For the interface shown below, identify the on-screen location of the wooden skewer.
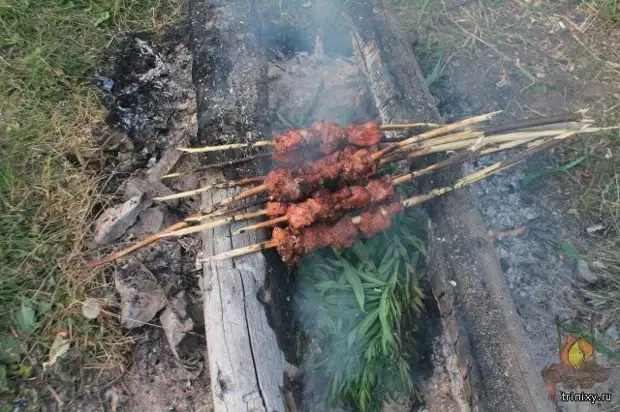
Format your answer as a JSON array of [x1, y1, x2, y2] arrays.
[[378, 126, 605, 165], [370, 110, 502, 161], [161, 153, 271, 179], [159, 210, 269, 238], [87, 222, 189, 268], [199, 130, 580, 264], [178, 123, 443, 153], [154, 176, 265, 202]]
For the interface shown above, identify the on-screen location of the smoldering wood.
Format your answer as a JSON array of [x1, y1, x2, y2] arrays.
[[191, 0, 286, 411], [190, 0, 554, 410], [345, 0, 553, 410]]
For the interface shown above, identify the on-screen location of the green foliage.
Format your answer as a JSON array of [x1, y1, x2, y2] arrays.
[[296, 211, 427, 411], [557, 239, 583, 260], [522, 156, 586, 186], [0, 0, 178, 399]]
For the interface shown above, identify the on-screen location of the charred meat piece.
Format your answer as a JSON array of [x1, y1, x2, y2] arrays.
[[286, 190, 335, 229], [274, 129, 315, 155], [273, 227, 296, 263], [266, 201, 288, 218], [357, 202, 403, 238], [346, 121, 383, 147], [265, 169, 303, 202], [342, 148, 376, 181], [314, 121, 347, 155], [339, 186, 372, 210], [273, 201, 403, 264], [366, 175, 395, 203], [271, 121, 384, 161]]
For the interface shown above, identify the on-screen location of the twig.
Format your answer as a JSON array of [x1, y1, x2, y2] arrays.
[[154, 176, 264, 202], [200, 131, 579, 264], [161, 153, 271, 179]]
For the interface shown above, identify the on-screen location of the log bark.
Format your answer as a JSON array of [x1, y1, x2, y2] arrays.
[[345, 1, 553, 411], [191, 1, 286, 411], [190, 0, 553, 410]]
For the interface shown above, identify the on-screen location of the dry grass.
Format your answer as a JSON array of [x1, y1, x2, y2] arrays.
[[392, 0, 620, 321], [0, 0, 181, 399]]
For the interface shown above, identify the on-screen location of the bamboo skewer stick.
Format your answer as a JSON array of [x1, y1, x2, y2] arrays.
[[178, 123, 443, 153], [378, 126, 608, 165], [371, 110, 502, 161], [158, 210, 269, 238], [87, 222, 189, 268], [154, 176, 265, 202], [161, 153, 271, 179], [199, 130, 580, 264]]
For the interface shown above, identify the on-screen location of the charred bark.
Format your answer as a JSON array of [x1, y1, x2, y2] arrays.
[[345, 1, 553, 411], [191, 1, 286, 411]]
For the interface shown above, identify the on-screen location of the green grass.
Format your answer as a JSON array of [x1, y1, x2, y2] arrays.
[[296, 211, 427, 412], [0, 0, 179, 400]]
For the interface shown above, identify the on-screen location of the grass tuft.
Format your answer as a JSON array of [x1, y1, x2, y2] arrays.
[[296, 210, 427, 412], [0, 0, 180, 399]]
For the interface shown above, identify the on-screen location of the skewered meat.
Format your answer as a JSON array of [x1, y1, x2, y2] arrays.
[[264, 146, 376, 202], [266, 201, 288, 218], [272, 121, 382, 162], [267, 176, 395, 229], [274, 201, 404, 264], [346, 121, 383, 146]]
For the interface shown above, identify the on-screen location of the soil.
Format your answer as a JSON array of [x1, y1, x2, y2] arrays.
[[393, 1, 620, 410], [53, 23, 214, 412], [53, 1, 620, 411]]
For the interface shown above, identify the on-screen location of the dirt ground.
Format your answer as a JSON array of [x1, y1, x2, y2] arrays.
[[394, 0, 620, 410], [48, 1, 620, 411]]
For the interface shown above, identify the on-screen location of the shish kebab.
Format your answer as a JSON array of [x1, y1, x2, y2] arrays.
[[190, 122, 592, 219], [198, 130, 581, 266], [178, 112, 584, 165], [164, 122, 599, 239], [162, 145, 493, 238], [87, 113, 497, 267], [87, 113, 587, 267], [194, 111, 502, 215]]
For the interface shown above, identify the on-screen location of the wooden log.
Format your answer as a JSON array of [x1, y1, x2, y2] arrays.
[[191, 1, 286, 410], [344, 1, 553, 411]]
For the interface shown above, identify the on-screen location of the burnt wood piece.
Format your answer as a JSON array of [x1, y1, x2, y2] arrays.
[[191, 1, 286, 411], [344, 0, 553, 411]]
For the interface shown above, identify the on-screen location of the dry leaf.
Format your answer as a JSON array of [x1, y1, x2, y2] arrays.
[[43, 332, 71, 370]]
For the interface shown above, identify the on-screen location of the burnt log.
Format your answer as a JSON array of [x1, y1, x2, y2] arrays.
[[190, 0, 553, 410], [191, 1, 286, 411], [344, 1, 553, 411]]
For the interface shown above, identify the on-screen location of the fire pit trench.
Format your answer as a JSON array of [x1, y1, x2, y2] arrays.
[[190, 0, 553, 411]]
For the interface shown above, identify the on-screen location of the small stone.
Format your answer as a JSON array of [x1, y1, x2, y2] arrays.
[[115, 262, 167, 329], [82, 298, 102, 320], [123, 176, 178, 207], [93, 195, 152, 245], [605, 325, 619, 342], [524, 209, 538, 221], [575, 259, 599, 284], [586, 224, 605, 235], [160, 291, 194, 360], [127, 206, 168, 237]]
